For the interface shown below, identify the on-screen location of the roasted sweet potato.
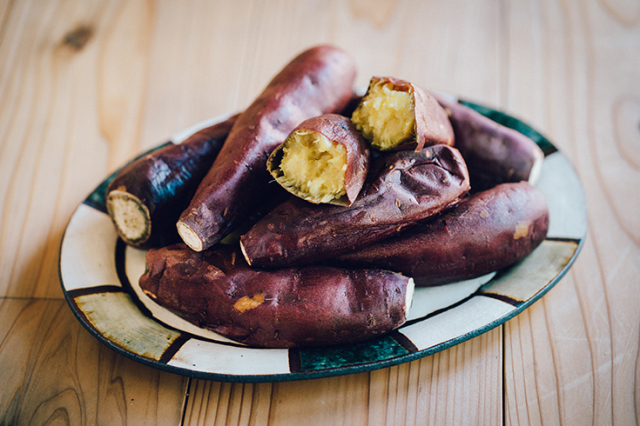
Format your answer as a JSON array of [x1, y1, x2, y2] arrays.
[[335, 182, 549, 286], [267, 114, 369, 206], [351, 76, 454, 151], [177, 45, 357, 252], [433, 94, 544, 192], [139, 244, 414, 348], [105, 114, 238, 248], [240, 144, 470, 268]]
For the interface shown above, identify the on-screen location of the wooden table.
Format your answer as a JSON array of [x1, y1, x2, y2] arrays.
[[1, 1, 639, 424]]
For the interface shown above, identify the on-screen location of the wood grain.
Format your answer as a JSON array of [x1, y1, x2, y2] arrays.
[[0, 0, 119, 299], [503, 0, 640, 425], [0, 298, 188, 425]]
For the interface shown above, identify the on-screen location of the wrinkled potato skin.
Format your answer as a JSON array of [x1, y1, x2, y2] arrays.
[[106, 114, 238, 248], [434, 94, 544, 192], [139, 244, 411, 348], [267, 114, 369, 206], [241, 144, 470, 268], [178, 46, 357, 251], [335, 182, 549, 286], [354, 77, 454, 151]]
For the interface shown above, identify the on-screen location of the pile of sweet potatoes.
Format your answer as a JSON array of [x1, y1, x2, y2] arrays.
[[107, 45, 548, 348]]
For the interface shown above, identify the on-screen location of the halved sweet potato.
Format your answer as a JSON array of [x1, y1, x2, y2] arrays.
[[267, 114, 369, 206], [105, 114, 238, 248], [433, 94, 544, 192], [177, 45, 357, 252], [139, 244, 414, 348], [240, 144, 470, 268], [335, 182, 549, 286], [351, 76, 454, 151]]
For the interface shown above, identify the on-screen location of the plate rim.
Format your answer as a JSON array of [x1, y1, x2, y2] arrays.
[[58, 99, 587, 383]]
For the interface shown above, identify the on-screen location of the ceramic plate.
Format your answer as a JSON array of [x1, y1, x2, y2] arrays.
[[59, 99, 587, 382]]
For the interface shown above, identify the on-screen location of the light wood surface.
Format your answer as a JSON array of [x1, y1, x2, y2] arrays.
[[1, 0, 638, 424]]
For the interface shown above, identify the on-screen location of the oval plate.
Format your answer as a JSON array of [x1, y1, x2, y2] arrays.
[[59, 99, 587, 382]]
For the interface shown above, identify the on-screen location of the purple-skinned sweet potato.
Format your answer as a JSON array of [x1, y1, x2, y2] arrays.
[[105, 114, 238, 248], [267, 114, 369, 206], [139, 244, 414, 348], [433, 94, 544, 192], [334, 182, 549, 286], [240, 144, 470, 268], [177, 45, 357, 252], [351, 76, 454, 151]]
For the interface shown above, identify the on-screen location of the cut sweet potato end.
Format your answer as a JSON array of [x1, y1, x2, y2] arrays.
[[528, 150, 544, 186], [352, 81, 415, 150], [177, 221, 203, 252], [239, 239, 252, 266], [106, 190, 151, 244], [405, 278, 415, 318]]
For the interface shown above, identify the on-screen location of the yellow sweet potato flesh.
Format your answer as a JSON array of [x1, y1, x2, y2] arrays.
[[278, 130, 347, 204], [351, 82, 415, 150]]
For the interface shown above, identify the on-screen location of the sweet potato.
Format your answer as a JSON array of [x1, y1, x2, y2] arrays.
[[267, 114, 369, 206], [105, 114, 238, 248], [139, 244, 414, 348], [177, 45, 357, 252], [351, 76, 454, 151], [335, 182, 549, 286], [240, 144, 470, 268], [433, 94, 544, 192]]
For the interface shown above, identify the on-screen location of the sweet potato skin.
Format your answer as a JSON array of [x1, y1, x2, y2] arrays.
[[267, 114, 369, 206], [434, 94, 544, 192], [178, 45, 357, 251], [106, 114, 238, 248], [335, 182, 549, 286], [139, 244, 412, 348], [240, 144, 470, 268]]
